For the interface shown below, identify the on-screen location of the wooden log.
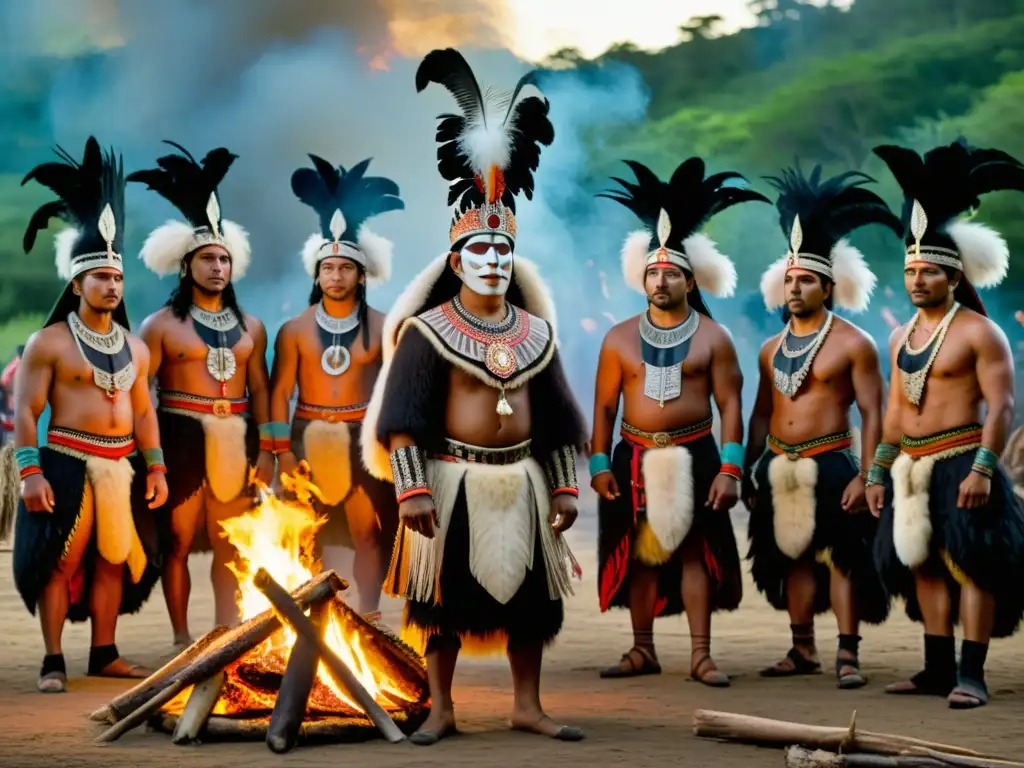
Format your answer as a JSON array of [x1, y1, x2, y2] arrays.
[[693, 710, 1009, 760], [785, 746, 1024, 768], [91, 625, 231, 723], [106, 570, 343, 722], [94, 680, 187, 744], [331, 597, 428, 694], [151, 714, 389, 744], [171, 671, 225, 745], [265, 601, 328, 754], [253, 568, 405, 744]]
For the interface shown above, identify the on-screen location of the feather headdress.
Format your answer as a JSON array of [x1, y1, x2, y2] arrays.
[[599, 157, 770, 298], [759, 162, 902, 313], [128, 141, 251, 281], [415, 47, 554, 249], [872, 137, 1024, 291], [291, 155, 403, 287], [22, 136, 130, 328]]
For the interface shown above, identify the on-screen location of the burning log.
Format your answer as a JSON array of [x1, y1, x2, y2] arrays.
[[103, 570, 343, 725], [266, 601, 328, 753], [150, 713, 421, 745], [95, 680, 188, 744], [785, 746, 1024, 768], [253, 568, 406, 744], [91, 625, 231, 724], [694, 711, 1019, 764], [172, 671, 225, 745]]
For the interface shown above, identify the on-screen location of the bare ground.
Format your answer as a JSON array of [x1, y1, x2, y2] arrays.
[[2, 504, 1023, 767]]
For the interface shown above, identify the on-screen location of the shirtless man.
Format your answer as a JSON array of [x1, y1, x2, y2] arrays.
[[269, 154, 403, 614], [744, 164, 899, 687], [13, 137, 168, 691], [361, 48, 588, 744], [130, 142, 273, 643], [590, 157, 767, 685], [867, 139, 1024, 709]]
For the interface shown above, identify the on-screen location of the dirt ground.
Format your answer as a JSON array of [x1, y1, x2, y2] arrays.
[[2, 501, 1024, 768]]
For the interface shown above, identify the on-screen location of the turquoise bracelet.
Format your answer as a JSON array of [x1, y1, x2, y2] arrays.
[[15, 446, 40, 470], [589, 452, 611, 476], [972, 446, 999, 477], [873, 443, 899, 469], [142, 447, 165, 468], [259, 422, 289, 440], [720, 442, 744, 468]]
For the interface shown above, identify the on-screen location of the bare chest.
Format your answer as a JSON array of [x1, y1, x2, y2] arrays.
[[901, 325, 973, 380], [162, 321, 254, 365]]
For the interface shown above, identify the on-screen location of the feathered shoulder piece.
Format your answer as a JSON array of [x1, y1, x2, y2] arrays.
[[22, 136, 125, 282], [758, 162, 901, 312], [128, 140, 251, 280], [416, 47, 554, 249], [291, 154, 404, 286], [872, 137, 1024, 288], [598, 157, 769, 297]]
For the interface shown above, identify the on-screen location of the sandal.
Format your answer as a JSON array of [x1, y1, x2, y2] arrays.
[[691, 653, 730, 687], [760, 647, 822, 677], [884, 669, 955, 697], [88, 658, 152, 679], [948, 677, 988, 709], [599, 646, 661, 678], [37, 671, 67, 693], [835, 654, 866, 689]]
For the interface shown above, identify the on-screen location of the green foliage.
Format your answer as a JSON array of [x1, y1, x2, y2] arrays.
[[0, 314, 42, 361]]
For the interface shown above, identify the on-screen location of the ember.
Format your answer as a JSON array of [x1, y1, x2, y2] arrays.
[[91, 464, 429, 752]]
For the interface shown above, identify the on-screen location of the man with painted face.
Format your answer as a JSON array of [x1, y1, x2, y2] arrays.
[[744, 164, 898, 688], [590, 158, 766, 685], [268, 154, 404, 615], [361, 48, 588, 745], [132, 142, 273, 645], [13, 137, 168, 692], [867, 139, 1024, 709]]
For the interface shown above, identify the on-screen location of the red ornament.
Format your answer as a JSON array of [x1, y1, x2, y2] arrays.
[[486, 213, 501, 229], [332, 243, 339, 254]]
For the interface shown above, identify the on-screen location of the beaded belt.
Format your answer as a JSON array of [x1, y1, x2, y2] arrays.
[[47, 427, 136, 460], [159, 390, 248, 419], [900, 424, 982, 459], [431, 437, 532, 465], [620, 416, 713, 449], [294, 401, 367, 424], [768, 430, 852, 459]]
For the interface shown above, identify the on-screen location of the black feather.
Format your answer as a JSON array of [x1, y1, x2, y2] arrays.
[[415, 48, 486, 127]]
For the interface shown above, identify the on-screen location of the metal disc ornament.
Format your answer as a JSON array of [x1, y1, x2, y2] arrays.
[[321, 345, 351, 376], [206, 346, 237, 382], [484, 342, 517, 378]]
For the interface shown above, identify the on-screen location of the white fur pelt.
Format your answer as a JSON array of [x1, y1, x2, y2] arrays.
[[198, 414, 249, 503], [760, 239, 876, 313], [890, 452, 935, 569], [767, 454, 819, 560], [84, 455, 147, 583], [946, 219, 1009, 289], [138, 218, 252, 281], [620, 230, 736, 298], [639, 446, 694, 557], [299, 225, 394, 288], [303, 420, 352, 506]]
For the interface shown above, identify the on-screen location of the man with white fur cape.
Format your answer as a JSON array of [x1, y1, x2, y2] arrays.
[[13, 137, 168, 692], [743, 163, 898, 688], [268, 153, 403, 616], [360, 48, 588, 744], [132, 142, 274, 646], [589, 157, 766, 686], [866, 138, 1024, 709]]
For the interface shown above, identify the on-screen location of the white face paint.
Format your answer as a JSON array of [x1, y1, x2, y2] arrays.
[[457, 233, 514, 296]]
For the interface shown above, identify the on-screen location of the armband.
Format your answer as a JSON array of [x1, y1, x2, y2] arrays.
[[719, 442, 744, 480], [543, 445, 579, 498], [142, 447, 167, 474], [588, 452, 611, 477], [16, 446, 41, 480], [390, 445, 431, 503], [971, 447, 999, 478]]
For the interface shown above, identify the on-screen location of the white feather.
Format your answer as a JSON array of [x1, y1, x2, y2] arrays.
[[206, 192, 222, 236], [220, 219, 251, 281], [910, 199, 928, 245], [946, 218, 1009, 289], [329, 209, 346, 241], [300, 233, 329, 278], [683, 232, 737, 298], [789, 214, 803, 256], [759, 255, 789, 310], [656, 209, 671, 248], [830, 238, 876, 313], [356, 226, 394, 288], [620, 229, 653, 295], [54, 227, 80, 281], [98, 204, 116, 246], [458, 121, 511, 179]]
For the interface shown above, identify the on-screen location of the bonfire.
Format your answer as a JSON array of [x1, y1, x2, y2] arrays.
[[90, 464, 429, 752]]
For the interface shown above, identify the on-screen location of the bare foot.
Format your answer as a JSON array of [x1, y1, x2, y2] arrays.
[[511, 708, 585, 741], [409, 706, 457, 746], [90, 657, 152, 679]]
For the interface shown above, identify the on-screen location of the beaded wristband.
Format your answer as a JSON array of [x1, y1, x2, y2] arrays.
[[719, 442, 743, 480], [142, 447, 167, 474], [866, 463, 888, 487], [16, 446, 41, 480], [543, 445, 579, 498], [588, 452, 611, 477], [872, 443, 899, 469], [263, 421, 292, 455], [971, 446, 999, 478], [390, 445, 431, 504]]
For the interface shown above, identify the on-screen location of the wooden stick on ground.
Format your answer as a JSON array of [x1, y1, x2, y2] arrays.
[[265, 601, 328, 754], [94, 680, 187, 745], [253, 568, 405, 744], [692, 710, 1015, 761], [90, 625, 231, 724], [785, 746, 1024, 768], [171, 671, 225, 745], [105, 570, 344, 723]]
